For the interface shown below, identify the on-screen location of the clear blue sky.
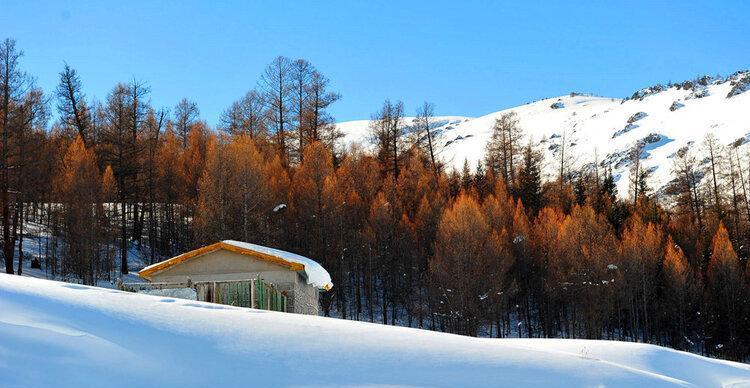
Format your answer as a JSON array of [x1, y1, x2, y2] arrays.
[[2, 1, 748, 124]]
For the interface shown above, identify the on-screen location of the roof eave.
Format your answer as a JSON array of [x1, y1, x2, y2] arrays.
[[138, 241, 306, 280]]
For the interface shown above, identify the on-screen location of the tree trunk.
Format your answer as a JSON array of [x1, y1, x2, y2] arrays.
[[1, 58, 12, 274], [16, 202, 23, 275], [120, 201, 128, 274]]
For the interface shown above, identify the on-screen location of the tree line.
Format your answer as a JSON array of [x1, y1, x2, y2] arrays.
[[1, 37, 749, 361]]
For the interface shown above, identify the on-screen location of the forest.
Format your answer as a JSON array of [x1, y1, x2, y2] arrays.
[[1, 37, 749, 361]]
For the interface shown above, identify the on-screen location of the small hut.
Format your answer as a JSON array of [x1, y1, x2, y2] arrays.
[[138, 240, 332, 315]]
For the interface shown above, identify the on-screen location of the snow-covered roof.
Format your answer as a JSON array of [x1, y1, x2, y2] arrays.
[[139, 240, 333, 291], [221, 240, 332, 290]]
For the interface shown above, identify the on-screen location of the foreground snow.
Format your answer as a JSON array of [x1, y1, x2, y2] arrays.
[[1, 275, 748, 387]]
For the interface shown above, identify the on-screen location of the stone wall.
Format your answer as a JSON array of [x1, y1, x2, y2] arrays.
[[292, 274, 319, 315]]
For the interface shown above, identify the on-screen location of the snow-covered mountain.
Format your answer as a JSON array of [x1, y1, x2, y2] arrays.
[[2, 274, 750, 387], [337, 71, 750, 197]]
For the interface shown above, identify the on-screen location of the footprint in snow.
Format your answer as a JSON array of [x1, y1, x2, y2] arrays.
[[182, 302, 231, 310], [62, 284, 91, 290]]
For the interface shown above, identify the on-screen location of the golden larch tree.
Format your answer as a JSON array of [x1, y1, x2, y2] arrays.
[[55, 136, 103, 284], [431, 193, 511, 336]]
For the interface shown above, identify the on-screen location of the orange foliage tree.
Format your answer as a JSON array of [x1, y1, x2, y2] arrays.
[[431, 193, 512, 336], [54, 137, 104, 284]]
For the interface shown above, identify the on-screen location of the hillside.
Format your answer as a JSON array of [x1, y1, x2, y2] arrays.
[[337, 72, 750, 197], [2, 274, 749, 387]]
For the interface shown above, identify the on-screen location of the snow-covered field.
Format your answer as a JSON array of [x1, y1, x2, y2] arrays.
[[337, 72, 750, 197], [2, 274, 749, 387]]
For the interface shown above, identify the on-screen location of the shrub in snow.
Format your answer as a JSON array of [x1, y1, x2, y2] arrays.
[[669, 101, 685, 111], [678, 76, 713, 90], [687, 87, 709, 99], [612, 124, 638, 139], [600, 149, 630, 169], [726, 73, 750, 98], [627, 112, 648, 124], [629, 84, 666, 100], [550, 100, 565, 109], [641, 133, 663, 145], [696, 75, 713, 86], [732, 133, 750, 148]]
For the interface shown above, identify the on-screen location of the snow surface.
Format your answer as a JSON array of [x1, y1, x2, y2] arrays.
[[336, 116, 472, 148], [336, 73, 750, 197], [221, 240, 333, 290], [2, 274, 749, 387]]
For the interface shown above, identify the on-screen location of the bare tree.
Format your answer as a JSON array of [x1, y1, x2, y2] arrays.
[[304, 70, 341, 149], [220, 89, 266, 138], [128, 80, 150, 244], [97, 80, 150, 275], [173, 98, 199, 147], [727, 147, 742, 245], [0, 38, 31, 274], [369, 100, 404, 178], [703, 133, 724, 219], [13, 87, 47, 275], [628, 141, 646, 203], [672, 147, 704, 231], [55, 64, 91, 144], [485, 112, 522, 185], [291, 59, 312, 161], [260, 56, 292, 164], [555, 130, 578, 192], [735, 148, 750, 231], [415, 102, 437, 174], [99, 84, 131, 275]]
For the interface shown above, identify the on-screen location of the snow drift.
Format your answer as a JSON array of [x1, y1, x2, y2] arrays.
[[1, 274, 749, 387]]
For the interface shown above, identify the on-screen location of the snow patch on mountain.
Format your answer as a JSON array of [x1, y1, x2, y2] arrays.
[[337, 72, 750, 197]]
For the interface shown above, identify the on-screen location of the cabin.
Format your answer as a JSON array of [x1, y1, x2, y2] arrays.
[[138, 240, 332, 315]]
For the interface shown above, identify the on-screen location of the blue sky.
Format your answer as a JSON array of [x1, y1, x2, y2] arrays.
[[2, 1, 748, 124]]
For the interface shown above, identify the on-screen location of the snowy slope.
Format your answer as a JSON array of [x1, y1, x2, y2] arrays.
[[2, 274, 749, 387], [337, 115, 472, 148], [337, 72, 750, 197]]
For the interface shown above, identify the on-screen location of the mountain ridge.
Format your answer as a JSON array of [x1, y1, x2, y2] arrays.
[[336, 70, 750, 198]]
